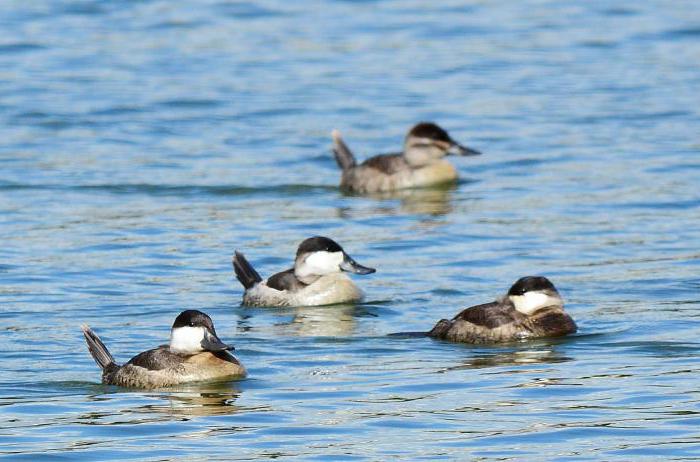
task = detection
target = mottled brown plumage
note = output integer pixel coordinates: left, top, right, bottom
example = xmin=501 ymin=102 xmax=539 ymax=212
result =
xmin=82 ymin=310 xmax=246 ymax=389
xmin=332 ymin=122 xmax=481 ymax=193
xmin=102 ymin=348 xmax=245 ymax=389
xmin=428 ymin=277 xmax=577 ymax=344
xmin=360 ymin=153 xmax=407 ymax=175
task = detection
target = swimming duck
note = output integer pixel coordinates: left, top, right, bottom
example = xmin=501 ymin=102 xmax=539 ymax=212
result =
xmin=428 ymin=276 xmax=577 ymax=344
xmin=81 ymin=310 xmax=246 ymax=388
xmin=233 ymin=236 xmax=375 ymax=307
xmin=332 ymin=122 xmax=481 ymax=193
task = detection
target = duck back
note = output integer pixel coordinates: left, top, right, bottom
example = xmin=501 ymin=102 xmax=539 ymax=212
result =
xmin=243 ymin=273 xmax=363 ymax=307
xmin=342 ymin=157 xmax=457 ymax=193
xmin=429 ymin=303 xmax=576 ymax=344
xmin=104 ymin=347 xmax=246 ymax=389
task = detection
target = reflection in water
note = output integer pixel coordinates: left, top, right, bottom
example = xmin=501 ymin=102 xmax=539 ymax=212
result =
xmin=148 ymin=383 xmax=243 ymax=417
xmin=445 ymin=347 xmax=572 ymax=371
xmin=84 ymin=382 xmax=241 ymax=425
xmin=267 ymin=304 xmax=367 ymax=337
xmin=159 ymin=392 xmax=241 ymax=417
xmin=367 ymin=185 xmax=456 ymax=216
xmin=338 ymin=184 xmax=457 ymax=218
xmin=289 ymin=304 xmax=359 ymax=337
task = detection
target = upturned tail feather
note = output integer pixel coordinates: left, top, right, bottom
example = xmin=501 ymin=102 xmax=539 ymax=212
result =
xmin=81 ymin=324 xmax=118 ymax=371
xmin=332 ymin=129 xmax=356 ymax=171
xmin=233 ymin=251 xmax=262 ymax=289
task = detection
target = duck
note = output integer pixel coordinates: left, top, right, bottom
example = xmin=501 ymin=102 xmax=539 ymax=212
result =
xmin=233 ymin=236 xmax=375 ymax=307
xmin=428 ymin=276 xmax=577 ymax=344
xmin=81 ymin=310 xmax=246 ymax=388
xmin=331 ymin=121 xmax=481 ymax=193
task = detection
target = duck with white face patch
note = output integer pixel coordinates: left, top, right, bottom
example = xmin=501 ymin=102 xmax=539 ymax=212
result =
xmin=232 ymin=236 xmax=376 ymax=307
xmin=81 ymin=310 xmax=246 ymax=389
xmin=426 ymin=276 xmax=577 ymax=344
xmin=331 ymin=122 xmax=481 ymax=194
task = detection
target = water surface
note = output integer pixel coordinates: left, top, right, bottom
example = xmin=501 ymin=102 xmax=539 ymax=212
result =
xmin=2 ymin=0 xmax=700 ymax=460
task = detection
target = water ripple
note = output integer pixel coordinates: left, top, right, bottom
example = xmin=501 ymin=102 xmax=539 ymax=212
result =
xmin=1 ymin=0 xmax=699 ymax=460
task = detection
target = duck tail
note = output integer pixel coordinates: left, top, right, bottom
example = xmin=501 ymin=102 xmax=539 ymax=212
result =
xmin=81 ymin=324 xmax=117 ymax=372
xmin=331 ymin=129 xmax=356 ymax=171
xmin=426 ymin=319 xmax=452 ymax=339
xmin=233 ymin=251 xmax=262 ymax=290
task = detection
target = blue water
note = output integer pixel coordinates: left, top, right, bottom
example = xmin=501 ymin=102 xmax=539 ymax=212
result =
xmin=2 ymin=0 xmax=700 ymax=460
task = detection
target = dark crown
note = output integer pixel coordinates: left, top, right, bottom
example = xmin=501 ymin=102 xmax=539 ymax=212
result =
xmin=407 ymin=122 xmax=452 ymax=143
xmin=296 ymin=236 xmax=344 ymax=256
xmin=172 ymin=309 xmax=215 ymax=331
xmin=507 ymin=276 xmax=558 ymax=296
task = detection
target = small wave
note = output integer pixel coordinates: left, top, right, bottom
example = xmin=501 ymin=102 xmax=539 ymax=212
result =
xmin=0 ymin=182 xmax=337 ymax=197
xmin=156 ymin=98 xmax=222 ymax=109
xmin=0 ymin=43 xmax=45 ymax=54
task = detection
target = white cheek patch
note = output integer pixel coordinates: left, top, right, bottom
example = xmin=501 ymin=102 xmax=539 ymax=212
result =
xmin=302 ymin=251 xmax=344 ymax=276
xmin=169 ymin=326 xmax=205 ymax=354
xmin=511 ymin=292 xmax=561 ymax=315
xmin=405 ymin=138 xmax=447 ymax=166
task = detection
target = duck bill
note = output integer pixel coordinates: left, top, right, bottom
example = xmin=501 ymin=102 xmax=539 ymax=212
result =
xmin=202 ymin=329 xmax=235 ymax=352
xmin=339 ymin=252 xmax=376 ymax=275
xmin=448 ymin=141 xmax=481 ymax=156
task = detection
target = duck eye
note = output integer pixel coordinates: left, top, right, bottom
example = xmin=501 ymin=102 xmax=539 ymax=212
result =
xmin=188 ymin=322 xmax=195 ymax=327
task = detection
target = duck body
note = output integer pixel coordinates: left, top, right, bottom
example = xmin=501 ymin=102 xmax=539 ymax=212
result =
xmin=99 ymin=347 xmax=246 ymax=388
xmin=428 ymin=276 xmax=577 ymax=344
xmin=428 ymin=298 xmax=577 ymax=344
xmin=233 ymin=236 xmax=374 ymax=307
xmin=242 ymin=272 xmax=364 ymax=307
xmin=339 ymin=154 xmax=458 ymax=193
xmin=82 ymin=310 xmax=246 ymax=389
xmin=332 ymin=122 xmax=480 ymax=194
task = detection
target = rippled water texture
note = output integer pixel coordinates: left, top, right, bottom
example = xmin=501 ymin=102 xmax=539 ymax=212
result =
xmin=2 ymin=0 xmax=700 ymax=460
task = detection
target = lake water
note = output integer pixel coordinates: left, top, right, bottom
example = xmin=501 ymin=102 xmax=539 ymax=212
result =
xmin=2 ymin=0 xmax=700 ymax=460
